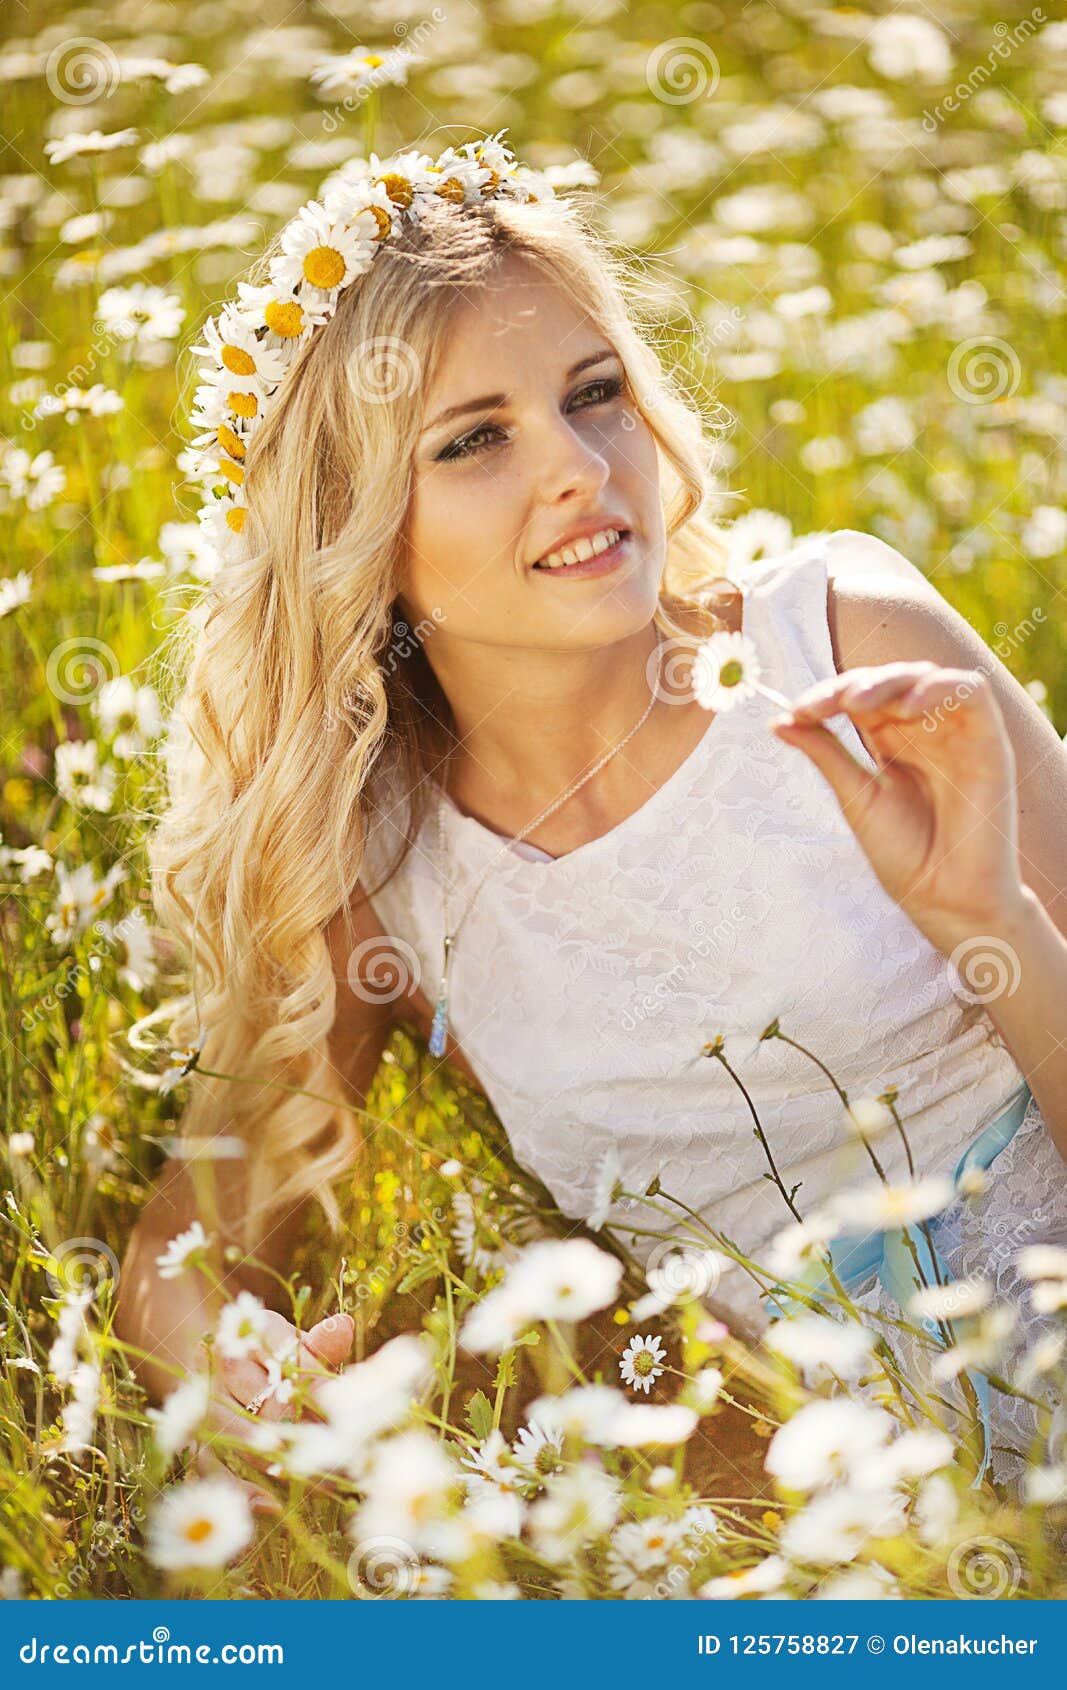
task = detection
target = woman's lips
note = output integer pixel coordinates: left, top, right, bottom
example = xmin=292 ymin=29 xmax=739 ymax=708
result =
xmin=530 ymin=530 xmax=632 ymax=579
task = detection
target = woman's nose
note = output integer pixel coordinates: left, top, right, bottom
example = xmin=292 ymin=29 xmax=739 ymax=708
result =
xmin=535 ymin=409 xmax=612 ymax=503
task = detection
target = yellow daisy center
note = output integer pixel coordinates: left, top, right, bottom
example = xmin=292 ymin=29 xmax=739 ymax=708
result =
xmin=434 ymin=176 xmax=466 ymax=205
xmin=217 ymin=424 xmax=245 ymax=460
xmin=302 ymin=246 xmax=346 ymax=290
xmin=221 ymin=344 xmax=257 ymax=377
xmin=719 ymin=658 xmax=744 ymax=688
xmin=229 ymin=390 xmax=258 ymax=418
xmin=377 ymin=172 xmax=414 ymax=209
xmin=366 ymin=204 xmax=392 ymax=241
xmin=226 ymin=506 xmax=247 ymax=534
xmin=184 ymin=1518 xmax=215 ymax=1544
xmin=217 ymin=458 xmax=244 ymax=487
xmin=264 ymin=300 xmax=305 ymax=338
xmin=478 ymin=166 xmax=500 ymax=195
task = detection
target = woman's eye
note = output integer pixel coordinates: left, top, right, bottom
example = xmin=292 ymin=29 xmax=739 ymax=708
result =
xmin=436 ymin=373 xmax=626 ymax=462
xmin=572 ymin=374 xmax=625 ymax=410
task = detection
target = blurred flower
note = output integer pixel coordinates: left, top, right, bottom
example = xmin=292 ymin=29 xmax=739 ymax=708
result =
xmin=59 ymin=1359 xmax=100 ymax=1455
xmin=527 ymin=1462 xmax=621 ymax=1563
xmin=215 ymin=1290 xmax=269 ymax=1361
xmin=309 ymin=45 xmax=419 ymax=98
xmin=45 ymin=860 xmax=126 ymax=948
xmin=44 ymin=128 xmax=140 ymax=166
xmin=146 ymin=1476 xmax=254 ymax=1570
xmin=349 ymin=1427 xmax=460 ymax=1558
xmin=155 ymin=1219 xmax=213 ymax=1281
xmin=460 ymin=1238 xmax=624 ymax=1354
xmin=765 ymin=1399 xmax=895 ymax=1492
xmin=0 ymin=571 xmax=32 ymax=618
xmin=95 ymin=283 xmax=185 ymax=348
xmin=93 ymin=675 xmax=163 ymax=757
xmin=34 ymin=384 xmax=123 ymax=421
xmin=0 ymin=447 xmax=65 ymax=510
xmin=765 ymin=1314 xmax=876 ymax=1381
xmin=699 ymin=1554 xmax=788 ymax=1599
xmin=54 ymin=739 xmax=116 ymax=812
xmin=866 ymin=14 xmax=953 ymax=83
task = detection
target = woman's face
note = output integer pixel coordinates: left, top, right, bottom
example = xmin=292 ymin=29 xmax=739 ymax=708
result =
xmin=397 ymin=256 xmax=666 ymax=653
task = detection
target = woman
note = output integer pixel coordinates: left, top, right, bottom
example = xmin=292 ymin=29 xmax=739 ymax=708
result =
xmin=116 ymin=132 xmax=1067 ymax=1498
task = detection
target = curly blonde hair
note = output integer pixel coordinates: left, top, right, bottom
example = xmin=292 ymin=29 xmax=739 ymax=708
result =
xmin=138 ymin=184 xmax=739 ymax=1255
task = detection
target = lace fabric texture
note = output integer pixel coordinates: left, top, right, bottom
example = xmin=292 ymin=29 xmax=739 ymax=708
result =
xmin=361 ymin=529 xmax=1067 ymax=1485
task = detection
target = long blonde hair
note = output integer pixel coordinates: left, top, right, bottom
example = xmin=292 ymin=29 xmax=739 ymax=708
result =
xmin=141 ymin=186 xmax=739 ymax=1254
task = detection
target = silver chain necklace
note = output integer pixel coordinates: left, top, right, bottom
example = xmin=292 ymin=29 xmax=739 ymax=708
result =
xmin=429 ymin=629 xmax=665 ymax=1057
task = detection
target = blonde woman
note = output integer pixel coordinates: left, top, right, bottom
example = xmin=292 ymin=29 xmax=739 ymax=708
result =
xmin=115 ymin=134 xmax=1067 ymax=1499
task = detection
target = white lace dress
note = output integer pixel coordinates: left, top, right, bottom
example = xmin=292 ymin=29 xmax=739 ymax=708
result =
xmin=360 ymin=528 xmax=1067 ymax=1488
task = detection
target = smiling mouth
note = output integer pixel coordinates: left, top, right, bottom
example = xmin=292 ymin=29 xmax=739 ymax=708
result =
xmin=531 ymin=526 xmax=632 ymax=572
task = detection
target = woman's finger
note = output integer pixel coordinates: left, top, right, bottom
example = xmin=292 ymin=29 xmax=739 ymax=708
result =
xmin=195 ymin=1428 xmax=282 ymax=1516
xmin=789 ymin=661 xmax=938 ymax=721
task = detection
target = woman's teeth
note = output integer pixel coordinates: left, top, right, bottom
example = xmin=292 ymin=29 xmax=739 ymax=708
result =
xmin=534 ymin=526 xmax=624 ymax=569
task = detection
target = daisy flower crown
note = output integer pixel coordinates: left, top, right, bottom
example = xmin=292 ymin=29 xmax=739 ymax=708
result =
xmin=186 ymin=130 xmax=560 ymax=565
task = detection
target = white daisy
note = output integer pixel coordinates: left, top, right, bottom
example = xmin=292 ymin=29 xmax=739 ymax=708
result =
xmin=764 ymin=1314 xmax=877 ymax=1380
xmin=691 ymin=630 xmax=764 ymax=712
xmin=459 ymin=1238 xmax=623 ymax=1354
xmin=586 ymin=1144 xmax=624 ymax=1230
xmin=511 ymin=1420 xmax=565 ymax=1482
xmin=54 ymin=739 xmax=116 ymax=813
xmin=45 ymin=860 xmax=126 ymax=949
xmin=215 ymin=1290 xmax=269 ymax=1361
xmin=602 ymin=1401 xmax=698 ymax=1447
xmin=146 ymin=1476 xmax=254 ymax=1570
xmin=1016 ymin=1244 xmax=1067 ymax=1280
xmin=147 ymin=1372 xmax=211 ymax=1462
xmin=907 ymin=1275 xmax=992 ymax=1323
xmin=699 ymin=1554 xmax=788 ymax=1599
xmin=527 ymin=1463 xmax=621 ymax=1563
xmin=619 ymin=1332 xmax=667 ymax=1395
xmin=95 ymin=283 xmax=185 ymax=345
xmin=155 ymin=1219 xmax=213 ymax=1281
xmin=765 ymin=1399 xmax=895 ymax=1492
xmin=842 ymin=1094 xmax=895 ymax=1140
xmin=44 ymin=128 xmax=140 ymax=166
xmin=824 ymin=1175 xmax=956 ymax=1233
xmin=234 ymin=281 xmax=332 ymax=352
xmin=268 ymin=200 xmax=383 ymax=303
xmin=60 ymin=1360 xmax=100 ymax=1455
xmin=780 ymin=1484 xmax=907 ymax=1567
xmin=607 ymin=1516 xmax=689 ymax=1584
xmin=930 ymin=1304 xmax=1018 ymax=1381
xmin=349 ymin=1428 xmax=459 ymax=1557
xmin=0 ymin=571 xmax=32 ymax=619
xmin=310 ymin=47 xmax=417 ymax=99
xmin=94 ymin=675 xmax=163 ymax=757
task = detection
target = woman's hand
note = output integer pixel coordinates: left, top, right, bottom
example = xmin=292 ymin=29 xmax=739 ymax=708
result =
xmin=771 ymin=660 xmax=1027 ymax=956
xmin=194 ymin=1309 xmax=355 ymax=1514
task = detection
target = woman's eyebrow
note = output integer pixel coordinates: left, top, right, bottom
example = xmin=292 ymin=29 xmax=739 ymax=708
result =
xmin=420 ymin=348 xmax=621 ymax=435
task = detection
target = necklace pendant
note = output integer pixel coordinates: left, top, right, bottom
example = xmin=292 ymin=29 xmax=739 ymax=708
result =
xmin=429 ymin=991 xmax=449 ymax=1058
xmin=429 ymin=933 xmax=454 ymax=1058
